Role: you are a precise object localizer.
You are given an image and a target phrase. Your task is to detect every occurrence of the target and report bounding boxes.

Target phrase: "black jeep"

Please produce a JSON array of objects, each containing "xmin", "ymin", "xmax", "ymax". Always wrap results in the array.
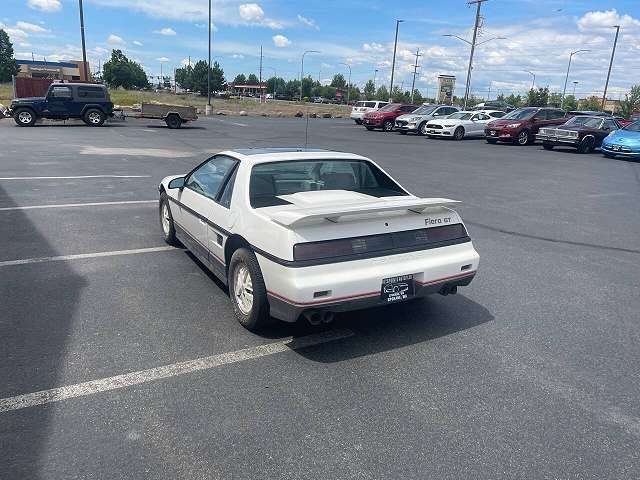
[{"xmin": 10, "ymin": 83, "xmax": 113, "ymax": 127}]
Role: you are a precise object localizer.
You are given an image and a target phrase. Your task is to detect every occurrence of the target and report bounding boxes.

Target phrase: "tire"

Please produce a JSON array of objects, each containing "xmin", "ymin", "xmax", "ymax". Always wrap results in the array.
[
  {"xmin": 486, "ymin": 138, "xmax": 497, "ymax": 144},
  {"xmin": 165, "ymin": 114, "xmax": 182, "ymax": 129},
  {"xmin": 543, "ymin": 143, "xmax": 554, "ymax": 150},
  {"xmin": 14, "ymin": 109, "xmax": 36, "ymax": 127},
  {"xmin": 354, "ymin": 119, "xmax": 362, "ymax": 125},
  {"xmin": 383, "ymin": 120, "xmax": 394, "ymax": 132},
  {"xmin": 453, "ymin": 126, "xmax": 465, "ymax": 141},
  {"xmin": 159, "ymin": 193, "xmax": 179, "ymax": 246},
  {"xmin": 83, "ymin": 108, "xmax": 105, "ymax": 126},
  {"xmin": 577, "ymin": 137, "xmax": 594, "ymax": 154},
  {"xmin": 365, "ymin": 126, "xmax": 374, "ymax": 131},
  {"xmin": 228, "ymin": 248, "xmax": 271, "ymax": 331},
  {"xmin": 419, "ymin": 122, "xmax": 428, "ymax": 136},
  {"xmin": 516, "ymin": 130, "xmax": 531, "ymax": 145}
]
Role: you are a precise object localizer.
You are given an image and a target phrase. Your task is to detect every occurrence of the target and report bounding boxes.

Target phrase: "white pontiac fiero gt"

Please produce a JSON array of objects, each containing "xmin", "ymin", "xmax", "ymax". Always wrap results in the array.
[{"xmin": 158, "ymin": 148, "xmax": 479, "ymax": 330}]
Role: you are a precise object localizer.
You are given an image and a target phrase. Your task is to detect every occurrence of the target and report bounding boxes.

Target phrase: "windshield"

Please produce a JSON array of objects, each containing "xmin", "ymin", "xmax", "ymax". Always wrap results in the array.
[
  {"xmin": 623, "ymin": 120, "xmax": 640, "ymax": 132},
  {"xmin": 502, "ymin": 108, "xmax": 537, "ymax": 120},
  {"xmin": 378, "ymin": 103, "xmax": 400, "ymax": 112},
  {"xmin": 412, "ymin": 105, "xmax": 437, "ymax": 115},
  {"xmin": 565, "ymin": 116, "xmax": 602, "ymax": 128},
  {"xmin": 447, "ymin": 112, "xmax": 473, "ymax": 120},
  {"xmin": 250, "ymin": 160, "xmax": 407, "ymax": 208}
]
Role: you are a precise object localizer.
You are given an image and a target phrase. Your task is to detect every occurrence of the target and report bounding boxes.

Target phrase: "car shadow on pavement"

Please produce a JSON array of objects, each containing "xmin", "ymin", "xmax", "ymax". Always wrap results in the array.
[
  {"xmin": 0, "ymin": 184, "xmax": 87, "ymax": 480},
  {"xmin": 145, "ymin": 124, "xmax": 207, "ymax": 130}
]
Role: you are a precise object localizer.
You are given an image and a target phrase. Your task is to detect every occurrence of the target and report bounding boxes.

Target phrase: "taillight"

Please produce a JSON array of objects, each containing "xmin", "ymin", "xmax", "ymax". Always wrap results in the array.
[{"xmin": 293, "ymin": 224, "xmax": 468, "ymax": 262}]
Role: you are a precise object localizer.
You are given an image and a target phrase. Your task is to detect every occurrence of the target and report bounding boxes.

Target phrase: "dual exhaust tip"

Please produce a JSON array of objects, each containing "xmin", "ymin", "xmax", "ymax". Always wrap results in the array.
[{"xmin": 302, "ymin": 310, "xmax": 335, "ymax": 326}]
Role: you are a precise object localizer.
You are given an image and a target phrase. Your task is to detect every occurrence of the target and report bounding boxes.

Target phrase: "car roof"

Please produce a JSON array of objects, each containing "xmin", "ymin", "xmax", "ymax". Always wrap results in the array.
[{"xmin": 221, "ymin": 148, "xmax": 370, "ymax": 165}]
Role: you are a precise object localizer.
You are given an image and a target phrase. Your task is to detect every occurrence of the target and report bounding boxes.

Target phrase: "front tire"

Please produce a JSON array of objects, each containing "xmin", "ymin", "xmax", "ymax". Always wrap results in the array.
[
  {"xmin": 159, "ymin": 193, "xmax": 179, "ymax": 246},
  {"xmin": 383, "ymin": 120, "xmax": 394, "ymax": 132},
  {"xmin": 83, "ymin": 108, "xmax": 105, "ymax": 126},
  {"xmin": 14, "ymin": 109, "xmax": 36, "ymax": 127},
  {"xmin": 228, "ymin": 248, "xmax": 271, "ymax": 331},
  {"xmin": 453, "ymin": 126, "xmax": 465, "ymax": 141},
  {"xmin": 419, "ymin": 122, "xmax": 428, "ymax": 136},
  {"xmin": 517, "ymin": 130, "xmax": 531, "ymax": 145}
]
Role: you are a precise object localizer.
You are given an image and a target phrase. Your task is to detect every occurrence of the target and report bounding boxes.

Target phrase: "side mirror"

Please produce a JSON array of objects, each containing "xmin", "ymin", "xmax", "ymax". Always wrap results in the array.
[{"xmin": 168, "ymin": 177, "xmax": 185, "ymax": 189}]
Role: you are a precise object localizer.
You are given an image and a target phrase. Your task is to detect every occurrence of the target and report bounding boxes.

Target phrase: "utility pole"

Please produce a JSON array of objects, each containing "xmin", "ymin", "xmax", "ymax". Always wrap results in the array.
[
  {"xmin": 487, "ymin": 83, "xmax": 491, "ymax": 101},
  {"xmin": 572, "ymin": 81, "xmax": 578, "ymax": 97},
  {"xmin": 410, "ymin": 49, "xmax": 422, "ymax": 103},
  {"xmin": 389, "ymin": 19, "xmax": 404, "ymax": 102},
  {"xmin": 601, "ymin": 25, "xmax": 620, "ymax": 111},
  {"xmin": 463, "ymin": 0, "xmax": 486, "ymax": 110},
  {"xmin": 374, "ymin": 68, "xmax": 378, "ymax": 91},
  {"xmin": 206, "ymin": 0, "xmax": 212, "ymax": 115},
  {"xmin": 259, "ymin": 45, "xmax": 263, "ymax": 84},
  {"xmin": 78, "ymin": 0, "xmax": 89, "ymax": 81}
]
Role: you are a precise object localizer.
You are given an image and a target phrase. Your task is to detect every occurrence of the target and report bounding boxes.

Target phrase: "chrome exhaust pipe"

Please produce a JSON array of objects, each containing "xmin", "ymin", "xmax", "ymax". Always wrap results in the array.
[{"xmin": 303, "ymin": 310, "xmax": 322, "ymax": 326}]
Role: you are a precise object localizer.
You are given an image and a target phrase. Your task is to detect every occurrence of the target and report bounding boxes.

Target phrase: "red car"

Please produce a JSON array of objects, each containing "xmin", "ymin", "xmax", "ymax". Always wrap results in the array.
[
  {"xmin": 485, "ymin": 107, "xmax": 568, "ymax": 145},
  {"xmin": 363, "ymin": 103, "xmax": 418, "ymax": 132}
]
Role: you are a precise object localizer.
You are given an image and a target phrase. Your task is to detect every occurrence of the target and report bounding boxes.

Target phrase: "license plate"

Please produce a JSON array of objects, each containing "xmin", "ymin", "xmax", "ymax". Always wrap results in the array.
[
  {"xmin": 490, "ymin": 130, "xmax": 497, "ymax": 136},
  {"xmin": 613, "ymin": 145, "xmax": 620, "ymax": 151},
  {"xmin": 381, "ymin": 274, "xmax": 414, "ymax": 303}
]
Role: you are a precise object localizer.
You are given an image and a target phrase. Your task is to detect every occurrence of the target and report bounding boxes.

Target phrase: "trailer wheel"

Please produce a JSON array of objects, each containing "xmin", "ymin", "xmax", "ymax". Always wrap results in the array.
[{"xmin": 165, "ymin": 114, "xmax": 182, "ymax": 129}]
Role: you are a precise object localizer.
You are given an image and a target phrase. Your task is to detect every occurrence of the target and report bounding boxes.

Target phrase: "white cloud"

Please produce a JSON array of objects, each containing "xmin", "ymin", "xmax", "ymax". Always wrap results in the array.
[
  {"xmin": 232, "ymin": 54, "xmax": 245, "ymax": 59},
  {"xmin": 107, "ymin": 34, "xmax": 125, "ymax": 45},
  {"xmin": 132, "ymin": 40, "xmax": 144, "ymax": 46},
  {"xmin": 27, "ymin": 0, "xmax": 62, "ymax": 12},
  {"xmin": 239, "ymin": 3, "xmax": 264, "ymax": 22},
  {"xmin": 297, "ymin": 14, "xmax": 319, "ymax": 30},
  {"xmin": 156, "ymin": 57, "xmax": 170, "ymax": 62},
  {"xmin": 2, "ymin": 26, "xmax": 29, "ymax": 43},
  {"xmin": 272, "ymin": 34, "xmax": 291, "ymax": 48},
  {"xmin": 16, "ymin": 21, "xmax": 49, "ymax": 33},
  {"xmin": 180, "ymin": 58, "xmax": 191, "ymax": 66},
  {"xmin": 577, "ymin": 10, "xmax": 640, "ymax": 32},
  {"xmin": 363, "ymin": 42, "xmax": 385, "ymax": 53},
  {"xmin": 154, "ymin": 27, "xmax": 176, "ymax": 36}
]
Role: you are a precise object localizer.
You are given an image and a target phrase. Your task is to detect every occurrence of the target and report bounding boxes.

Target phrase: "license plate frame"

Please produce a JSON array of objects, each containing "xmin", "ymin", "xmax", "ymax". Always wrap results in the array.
[{"xmin": 381, "ymin": 274, "xmax": 415, "ymax": 303}]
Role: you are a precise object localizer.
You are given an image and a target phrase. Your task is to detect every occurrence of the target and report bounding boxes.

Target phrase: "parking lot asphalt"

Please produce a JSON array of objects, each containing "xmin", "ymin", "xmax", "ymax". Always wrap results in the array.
[{"xmin": 1, "ymin": 115, "xmax": 640, "ymax": 479}]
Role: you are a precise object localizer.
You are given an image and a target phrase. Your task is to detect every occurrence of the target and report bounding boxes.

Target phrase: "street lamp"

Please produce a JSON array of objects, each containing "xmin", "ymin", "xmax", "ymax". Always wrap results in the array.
[
  {"xmin": 389, "ymin": 19, "xmax": 404, "ymax": 101},
  {"xmin": 373, "ymin": 68, "xmax": 378, "ymax": 91},
  {"xmin": 601, "ymin": 25, "xmax": 620, "ymax": 110},
  {"xmin": 443, "ymin": 33, "xmax": 506, "ymax": 109},
  {"xmin": 300, "ymin": 50, "xmax": 319, "ymax": 102},
  {"xmin": 206, "ymin": 0, "xmax": 212, "ymax": 115},
  {"xmin": 572, "ymin": 81, "xmax": 578, "ymax": 97},
  {"xmin": 561, "ymin": 49, "xmax": 589, "ymax": 109},
  {"xmin": 526, "ymin": 70, "xmax": 535, "ymax": 90},
  {"xmin": 339, "ymin": 62, "xmax": 351, "ymax": 105}
]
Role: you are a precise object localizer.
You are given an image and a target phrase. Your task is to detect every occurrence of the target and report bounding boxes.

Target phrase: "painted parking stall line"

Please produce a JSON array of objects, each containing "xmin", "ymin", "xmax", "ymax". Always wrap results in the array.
[
  {"xmin": 0, "ymin": 175, "xmax": 151, "ymax": 180},
  {"xmin": 0, "ymin": 329, "xmax": 355, "ymax": 413},
  {"xmin": 0, "ymin": 246, "xmax": 178, "ymax": 268},
  {"xmin": 0, "ymin": 200, "xmax": 157, "ymax": 212}
]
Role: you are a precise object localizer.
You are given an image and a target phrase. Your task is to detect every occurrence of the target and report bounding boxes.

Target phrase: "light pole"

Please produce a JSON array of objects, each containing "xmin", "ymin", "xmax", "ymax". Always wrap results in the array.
[
  {"xmin": 443, "ymin": 29, "xmax": 506, "ymax": 109},
  {"xmin": 389, "ymin": 19, "xmax": 404, "ymax": 102},
  {"xmin": 159, "ymin": 60, "xmax": 166, "ymax": 89},
  {"xmin": 526, "ymin": 70, "xmax": 535, "ymax": 90},
  {"xmin": 339, "ymin": 62, "xmax": 351, "ymax": 105},
  {"xmin": 561, "ymin": 49, "xmax": 589, "ymax": 109},
  {"xmin": 373, "ymin": 68, "xmax": 378, "ymax": 91},
  {"xmin": 300, "ymin": 50, "xmax": 319, "ymax": 102},
  {"xmin": 206, "ymin": 0, "xmax": 212, "ymax": 115},
  {"xmin": 601, "ymin": 25, "xmax": 620, "ymax": 110},
  {"xmin": 572, "ymin": 81, "xmax": 578, "ymax": 97}
]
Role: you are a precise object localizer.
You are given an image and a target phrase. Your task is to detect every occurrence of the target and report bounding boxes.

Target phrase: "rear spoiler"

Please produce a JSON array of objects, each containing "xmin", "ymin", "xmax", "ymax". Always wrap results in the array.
[{"xmin": 269, "ymin": 197, "xmax": 461, "ymax": 228}]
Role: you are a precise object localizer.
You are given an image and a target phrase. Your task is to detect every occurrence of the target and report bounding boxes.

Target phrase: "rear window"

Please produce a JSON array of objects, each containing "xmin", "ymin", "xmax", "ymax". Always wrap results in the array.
[
  {"xmin": 378, "ymin": 103, "xmax": 400, "ymax": 112},
  {"xmin": 249, "ymin": 159, "xmax": 407, "ymax": 208},
  {"xmin": 77, "ymin": 87, "xmax": 106, "ymax": 99}
]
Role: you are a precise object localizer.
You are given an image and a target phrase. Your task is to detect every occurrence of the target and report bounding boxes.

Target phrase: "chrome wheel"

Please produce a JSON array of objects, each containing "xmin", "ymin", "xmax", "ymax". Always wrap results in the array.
[
  {"xmin": 420, "ymin": 123, "xmax": 428, "ymax": 135},
  {"xmin": 88, "ymin": 111, "xmax": 102, "ymax": 124},
  {"xmin": 161, "ymin": 202, "xmax": 170, "ymax": 235},
  {"xmin": 18, "ymin": 111, "xmax": 33, "ymax": 124},
  {"xmin": 233, "ymin": 264, "xmax": 254, "ymax": 315},
  {"xmin": 517, "ymin": 131, "xmax": 529, "ymax": 145}
]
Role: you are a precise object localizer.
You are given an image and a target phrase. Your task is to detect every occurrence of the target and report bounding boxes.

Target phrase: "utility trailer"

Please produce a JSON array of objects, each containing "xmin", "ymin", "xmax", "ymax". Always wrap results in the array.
[{"xmin": 137, "ymin": 103, "xmax": 198, "ymax": 129}]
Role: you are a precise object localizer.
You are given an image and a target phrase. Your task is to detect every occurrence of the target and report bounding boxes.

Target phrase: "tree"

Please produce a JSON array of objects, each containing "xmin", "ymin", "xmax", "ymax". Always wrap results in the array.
[
  {"xmin": 548, "ymin": 92, "xmax": 562, "ymax": 108},
  {"xmin": 363, "ymin": 80, "xmax": 376, "ymax": 100},
  {"xmin": 266, "ymin": 76, "xmax": 286, "ymax": 95},
  {"xmin": 247, "ymin": 73, "xmax": 259, "ymax": 84},
  {"xmin": 301, "ymin": 76, "xmax": 314, "ymax": 99},
  {"xmin": 190, "ymin": 60, "xmax": 225, "ymax": 95},
  {"xmin": 102, "ymin": 49, "xmax": 149, "ymax": 89},
  {"xmin": 619, "ymin": 85, "xmax": 640, "ymax": 119},
  {"xmin": 330, "ymin": 74, "xmax": 346, "ymax": 89},
  {"xmin": 412, "ymin": 89, "xmax": 424, "ymax": 104},
  {"xmin": 562, "ymin": 95, "xmax": 578, "ymax": 111},
  {"xmin": 175, "ymin": 65, "xmax": 194, "ymax": 91},
  {"xmin": 375, "ymin": 85, "xmax": 388, "ymax": 101},
  {"xmin": 526, "ymin": 87, "xmax": 549, "ymax": 107},
  {"xmin": 347, "ymin": 85, "xmax": 361, "ymax": 102},
  {"xmin": 0, "ymin": 29, "xmax": 19, "ymax": 82},
  {"xmin": 578, "ymin": 96, "xmax": 601, "ymax": 112},
  {"xmin": 233, "ymin": 73, "xmax": 246, "ymax": 84},
  {"xmin": 505, "ymin": 94, "xmax": 522, "ymax": 108}
]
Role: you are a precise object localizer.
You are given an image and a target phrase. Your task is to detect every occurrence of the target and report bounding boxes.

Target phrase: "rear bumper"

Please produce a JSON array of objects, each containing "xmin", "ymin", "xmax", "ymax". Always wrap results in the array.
[
  {"xmin": 350, "ymin": 112, "xmax": 365, "ymax": 120},
  {"xmin": 257, "ymin": 241, "xmax": 480, "ymax": 322}
]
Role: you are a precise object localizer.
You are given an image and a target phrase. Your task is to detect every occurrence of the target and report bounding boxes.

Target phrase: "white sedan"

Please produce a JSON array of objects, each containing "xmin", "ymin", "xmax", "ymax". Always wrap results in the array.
[
  {"xmin": 158, "ymin": 149, "xmax": 479, "ymax": 330},
  {"xmin": 426, "ymin": 110, "xmax": 505, "ymax": 140}
]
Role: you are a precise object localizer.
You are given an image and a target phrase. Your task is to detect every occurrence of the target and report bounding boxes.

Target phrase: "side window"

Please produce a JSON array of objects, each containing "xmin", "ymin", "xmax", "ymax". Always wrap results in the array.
[
  {"xmin": 185, "ymin": 156, "xmax": 237, "ymax": 200},
  {"xmin": 49, "ymin": 86, "xmax": 72, "ymax": 99},
  {"xmin": 400, "ymin": 105, "xmax": 414, "ymax": 112},
  {"xmin": 447, "ymin": 107, "xmax": 457, "ymax": 115},
  {"xmin": 218, "ymin": 165, "xmax": 238, "ymax": 208},
  {"xmin": 490, "ymin": 111, "xmax": 505, "ymax": 118},
  {"xmin": 603, "ymin": 119, "xmax": 618, "ymax": 130},
  {"xmin": 535, "ymin": 110, "xmax": 548, "ymax": 121},
  {"xmin": 77, "ymin": 87, "xmax": 106, "ymax": 99},
  {"xmin": 365, "ymin": 102, "xmax": 376, "ymax": 108},
  {"xmin": 547, "ymin": 110, "xmax": 564, "ymax": 120}
]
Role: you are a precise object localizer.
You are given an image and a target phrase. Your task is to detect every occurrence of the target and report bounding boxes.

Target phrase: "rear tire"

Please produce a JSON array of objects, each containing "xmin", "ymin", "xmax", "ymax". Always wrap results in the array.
[
  {"xmin": 453, "ymin": 126, "xmax": 465, "ymax": 141},
  {"xmin": 165, "ymin": 114, "xmax": 182, "ymax": 129},
  {"xmin": 383, "ymin": 120, "xmax": 394, "ymax": 132},
  {"xmin": 159, "ymin": 193, "xmax": 179, "ymax": 246},
  {"xmin": 543, "ymin": 143, "xmax": 554, "ymax": 150},
  {"xmin": 577, "ymin": 137, "xmax": 594, "ymax": 154},
  {"xmin": 83, "ymin": 108, "xmax": 105, "ymax": 126},
  {"xmin": 228, "ymin": 248, "xmax": 271, "ymax": 331},
  {"xmin": 14, "ymin": 109, "xmax": 36, "ymax": 127}
]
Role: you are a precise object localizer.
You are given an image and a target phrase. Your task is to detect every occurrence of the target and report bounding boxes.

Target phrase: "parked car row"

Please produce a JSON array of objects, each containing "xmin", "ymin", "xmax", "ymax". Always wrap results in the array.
[{"xmin": 351, "ymin": 102, "xmax": 640, "ymax": 159}]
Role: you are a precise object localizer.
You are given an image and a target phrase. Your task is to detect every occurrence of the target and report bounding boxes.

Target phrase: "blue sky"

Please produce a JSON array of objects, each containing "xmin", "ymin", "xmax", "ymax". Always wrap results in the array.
[{"xmin": 2, "ymin": 0, "xmax": 640, "ymax": 99}]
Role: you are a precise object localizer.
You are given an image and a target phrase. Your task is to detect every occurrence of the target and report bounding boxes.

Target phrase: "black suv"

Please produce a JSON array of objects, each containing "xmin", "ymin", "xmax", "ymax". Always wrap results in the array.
[{"xmin": 10, "ymin": 83, "xmax": 113, "ymax": 127}]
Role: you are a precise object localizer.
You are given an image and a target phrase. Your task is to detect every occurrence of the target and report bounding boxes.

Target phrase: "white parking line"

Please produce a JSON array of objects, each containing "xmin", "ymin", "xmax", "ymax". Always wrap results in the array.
[
  {"xmin": 0, "ymin": 329, "xmax": 354, "ymax": 413},
  {"xmin": 0, "ymin": 200, "xmax": 157, "ymax": 212},
  {"xmin": 0, "ymin": 175, "xmax": 151, "ymax": 180},
  {"xmin": 0, "ymin": 246, "xmax": 177, "ymax": 267}
]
